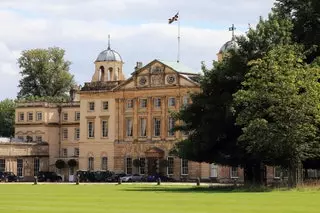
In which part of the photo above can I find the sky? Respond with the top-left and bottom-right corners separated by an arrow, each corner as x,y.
0,0 -> 275,100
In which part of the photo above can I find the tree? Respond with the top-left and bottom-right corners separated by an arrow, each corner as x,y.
274,0 -> 320,63
173,13 -> 294,185
17,47 -> 75,99
0,99 -> 16,137
234,45 -> 320,187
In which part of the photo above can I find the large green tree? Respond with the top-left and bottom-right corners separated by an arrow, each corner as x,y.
274,0 -> 320,63
234,45 -> 320,187
173,14 -> 294,185
0,99 -> 16,137
17,47 -> 75,99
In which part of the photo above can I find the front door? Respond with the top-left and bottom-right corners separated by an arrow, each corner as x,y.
147,158 -> 158,175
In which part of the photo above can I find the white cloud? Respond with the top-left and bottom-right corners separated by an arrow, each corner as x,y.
0,0 -> 275,99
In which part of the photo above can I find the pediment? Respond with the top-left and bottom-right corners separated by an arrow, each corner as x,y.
114,59 -> 199,91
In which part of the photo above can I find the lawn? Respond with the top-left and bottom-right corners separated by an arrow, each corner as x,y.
0,184 -> 319,213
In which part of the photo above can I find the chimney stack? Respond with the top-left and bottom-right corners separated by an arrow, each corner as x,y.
135,62 -> 143,70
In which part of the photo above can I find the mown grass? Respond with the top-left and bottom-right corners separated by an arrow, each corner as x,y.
0,184 -> 319,213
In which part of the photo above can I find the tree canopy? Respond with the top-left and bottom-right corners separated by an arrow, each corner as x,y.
17,47 -> 75,100
0,99 -> 16,137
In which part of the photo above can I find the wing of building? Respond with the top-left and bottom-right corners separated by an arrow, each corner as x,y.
10,41 -> 286,182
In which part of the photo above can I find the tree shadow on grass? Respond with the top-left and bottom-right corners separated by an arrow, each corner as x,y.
122,185 -> 276,194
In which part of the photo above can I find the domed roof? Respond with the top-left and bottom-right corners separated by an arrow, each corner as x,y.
96,47 -> 122,62
219,39 -> 238,54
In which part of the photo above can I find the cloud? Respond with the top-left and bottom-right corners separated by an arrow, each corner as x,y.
0,0 -> 275,99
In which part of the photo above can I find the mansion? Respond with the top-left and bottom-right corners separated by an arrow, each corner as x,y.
0,39 -> 288,182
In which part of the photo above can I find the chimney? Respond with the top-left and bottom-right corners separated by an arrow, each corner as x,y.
135,62 -> 143,71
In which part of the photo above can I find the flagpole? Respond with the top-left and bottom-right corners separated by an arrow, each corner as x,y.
177,12 -> 180,63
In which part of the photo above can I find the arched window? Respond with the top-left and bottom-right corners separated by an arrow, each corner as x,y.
99,66 -> 105,81
101,157 -> 108,170
108,67 -> 113,81
88,157 -> 94,171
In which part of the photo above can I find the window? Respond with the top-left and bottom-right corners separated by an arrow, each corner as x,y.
17,136 -> 24,141
154,98 -> 161,108
139,158 -> 145,175
63,112 -> 68,121
140,99 -> 147,108
167,157 -> 174,175
27,112 -> 33,121
62,148 -> 68,157
74,128 -> 80,140
34,158 -> 40,176
126,157 -> 132,174
126,99 -> 134,109
88,121 -> 94,138
62,128 -> 68,140
210,164 -> 218,178
36,112 -> 42,121
168,117 -> 175,136
101,120 -> 108,137
19,112 -> 24,121
0,159 -> 5,172
88,102 -> 95,111
153,118 -> 161,137
101,157 -> 108,170
75,112 -> 80,121
126,118 -> 133,137
17,159 -> 23,177
231,167 -> 238,178
88,157 -> 94,171
140,118 -> 147,137
35,136 -> 42,143
181,159 -> 188,175
168,97 -> 176,107
26,136 -> 33,142
74,148 -> 79,157
102,101 -> 109,110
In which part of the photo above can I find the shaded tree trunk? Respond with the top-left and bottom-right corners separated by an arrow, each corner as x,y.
288,159 -> 303,188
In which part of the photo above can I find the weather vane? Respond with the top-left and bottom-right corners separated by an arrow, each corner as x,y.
229,24 -> 236,39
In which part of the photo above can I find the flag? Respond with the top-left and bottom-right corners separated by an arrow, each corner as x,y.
168,12 -> 179,24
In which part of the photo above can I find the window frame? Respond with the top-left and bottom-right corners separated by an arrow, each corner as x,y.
87,121 -> 95,138
102,101 -> 109,111
168,97 -> 176,107
140,98 -> 147,108
126,99 -> 134,109
18,112 -> 24,122
230,167 -> 239,178
27,112 -> 33,121
62,148 -> 68,157
75,112 -> 80,121
167,157 -> 174,175
74,148 -> 79,157
139,117 -> 147,137
154,98 -> 161,108
36,112 -> 42,121
63,112 -> 68,121
101,119 -> 108,138
181,159 -> 188,175
126,157 -> 132,174
153,117 -> 161,137
101,157 -> 108,171
62,128 -> 68,140
88,157 -> 94,171
74,128 -> 80,140
88,102 -> 95,111
126,118 -> 133,137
